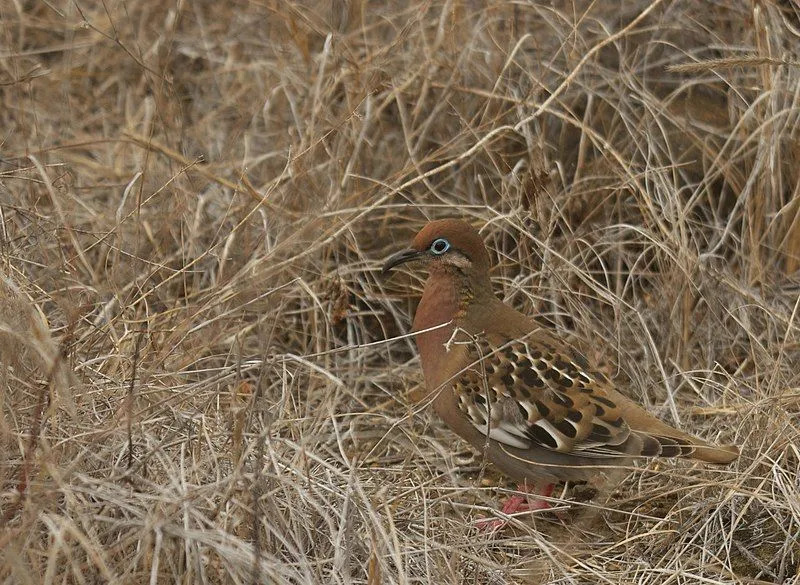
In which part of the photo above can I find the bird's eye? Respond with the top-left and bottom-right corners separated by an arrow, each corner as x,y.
430,238 -> 451,255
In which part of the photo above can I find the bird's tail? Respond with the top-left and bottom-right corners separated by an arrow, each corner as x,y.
634,430 -> 739,464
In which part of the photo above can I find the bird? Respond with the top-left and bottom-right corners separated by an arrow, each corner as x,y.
382,218 -> 739,528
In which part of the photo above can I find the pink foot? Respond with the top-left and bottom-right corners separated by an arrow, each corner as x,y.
476,483 -> 554,532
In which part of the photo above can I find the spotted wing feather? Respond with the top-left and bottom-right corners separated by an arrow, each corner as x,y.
453,337 -> 690,459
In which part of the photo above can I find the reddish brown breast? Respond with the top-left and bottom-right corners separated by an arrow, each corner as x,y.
412,270 -> 466,390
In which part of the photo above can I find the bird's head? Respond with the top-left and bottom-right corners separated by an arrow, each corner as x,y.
382,218 -> 491,278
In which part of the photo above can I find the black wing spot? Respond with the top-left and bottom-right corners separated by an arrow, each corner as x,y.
566,410 -> 583,422
554,359 -> 572,371
591,424 -> 611,438
593,395 -> 617,409
502,374 -> 514,387
531,350 -> 542,360
554,419 -> 578,438
528,424 -> 558,449
534,400 -> 551,418
517,402 -> 530,420
553,393 -> 574,408
571,351 -> 590,370
516,357 -> 532,371
521,368 -> 544,388
595,404 -> 605,417
474,393 -> 486,405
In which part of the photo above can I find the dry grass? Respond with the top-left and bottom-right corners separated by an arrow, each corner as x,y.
1,0 -> 799,583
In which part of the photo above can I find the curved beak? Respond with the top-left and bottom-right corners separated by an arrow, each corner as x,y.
382,248 -> 423,274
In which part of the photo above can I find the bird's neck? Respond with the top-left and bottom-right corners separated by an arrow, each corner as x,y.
412,268 -> 491,389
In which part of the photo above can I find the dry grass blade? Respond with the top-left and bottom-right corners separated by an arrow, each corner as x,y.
1,0 -> 799,583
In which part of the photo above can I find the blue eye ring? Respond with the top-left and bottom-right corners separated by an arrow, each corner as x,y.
429,238 -> 451,255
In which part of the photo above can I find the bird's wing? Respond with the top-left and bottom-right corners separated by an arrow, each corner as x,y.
452,335 -> 699,459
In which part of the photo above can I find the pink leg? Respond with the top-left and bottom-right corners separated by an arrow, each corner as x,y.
500,483 -> 553,514
476,483 -> 554,531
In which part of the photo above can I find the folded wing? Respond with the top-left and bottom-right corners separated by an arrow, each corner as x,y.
452,336 -> 738,463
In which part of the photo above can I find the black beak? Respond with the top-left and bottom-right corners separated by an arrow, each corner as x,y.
382,248 -> 423,274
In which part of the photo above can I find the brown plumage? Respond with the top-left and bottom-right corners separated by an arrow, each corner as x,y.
383,218 -> 739,497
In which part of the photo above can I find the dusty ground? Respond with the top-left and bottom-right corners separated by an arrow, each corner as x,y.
1,1 -> 799,583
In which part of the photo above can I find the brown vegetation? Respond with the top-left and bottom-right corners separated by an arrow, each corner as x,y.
1,1 -> 799,583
